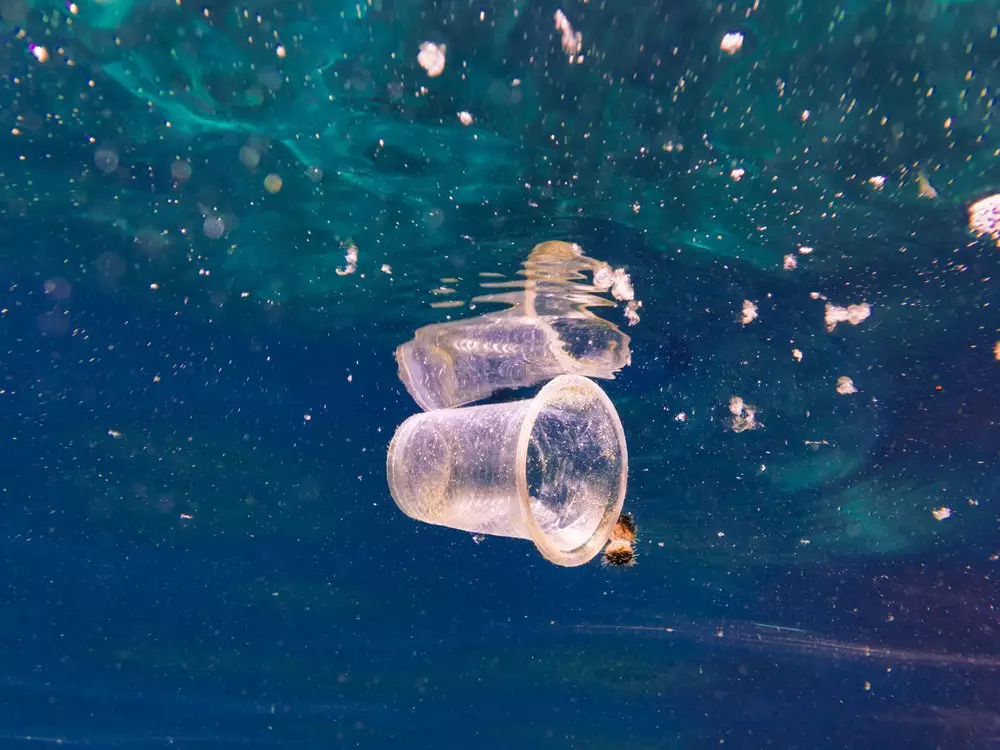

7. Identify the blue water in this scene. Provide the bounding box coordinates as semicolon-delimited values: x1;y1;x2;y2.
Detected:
2;0;999;747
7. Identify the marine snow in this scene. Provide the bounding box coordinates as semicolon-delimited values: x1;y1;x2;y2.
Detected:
824;302;870;332
728;396;761;433
418;42;446;77
835;376;857;395
554;10;583;61
720;32;744;54
968;193;1000;245
336;242;359;276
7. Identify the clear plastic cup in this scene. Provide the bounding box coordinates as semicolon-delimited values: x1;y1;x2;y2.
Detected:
386;375;628;567
396;309;630;411
395;240;631;412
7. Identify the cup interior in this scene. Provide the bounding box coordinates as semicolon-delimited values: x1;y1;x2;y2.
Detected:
516;375;628;566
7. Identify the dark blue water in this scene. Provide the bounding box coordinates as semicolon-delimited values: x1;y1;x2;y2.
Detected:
1;0;999;747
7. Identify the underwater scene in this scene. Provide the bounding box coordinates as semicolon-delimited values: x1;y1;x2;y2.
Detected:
1;0;999;747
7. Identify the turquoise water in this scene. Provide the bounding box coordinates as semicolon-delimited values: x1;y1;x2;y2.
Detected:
1;0;998;747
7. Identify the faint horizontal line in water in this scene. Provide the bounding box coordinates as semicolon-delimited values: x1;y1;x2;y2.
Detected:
573;622;1000;670
0;732;283;747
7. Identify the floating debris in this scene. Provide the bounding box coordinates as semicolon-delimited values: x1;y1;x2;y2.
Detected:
397;240;633;411
968;193;1000;245
624;300;642;326
601;540;635;566
836;376;858;395
792;348;803;362
171;160;193;182
602;513;638;567
611;271;634;302
239;143;261;169
418;41;446;77
932;507;952;521
335;241;359;276
741;299;758;326
592;262;640;323
720;32;744;54
917;171;938;199
824;302;871;332
203;215;226;239
554;10;583;61
610;513;637;543
783;254;798;270
729;396;761;433
457;111;474;126
263;173;282;194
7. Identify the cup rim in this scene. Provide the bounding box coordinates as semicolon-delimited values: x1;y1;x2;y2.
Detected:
514;374;628;567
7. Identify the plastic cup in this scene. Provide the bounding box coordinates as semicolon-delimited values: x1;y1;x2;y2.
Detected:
386;374;628;567
395;240;631;412
395;310;630;411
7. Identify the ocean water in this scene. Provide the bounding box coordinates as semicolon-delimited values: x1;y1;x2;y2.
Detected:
1;0;999;747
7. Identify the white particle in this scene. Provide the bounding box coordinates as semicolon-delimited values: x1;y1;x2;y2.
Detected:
720;32;744;54
417;42;446;77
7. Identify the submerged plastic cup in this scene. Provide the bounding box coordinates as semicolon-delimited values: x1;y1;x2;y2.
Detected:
395;240;631;412
386;374;628;567
395;310;630;411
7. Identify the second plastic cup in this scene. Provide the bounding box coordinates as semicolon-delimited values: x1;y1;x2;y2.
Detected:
395;310;631;411
386;374;628;567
